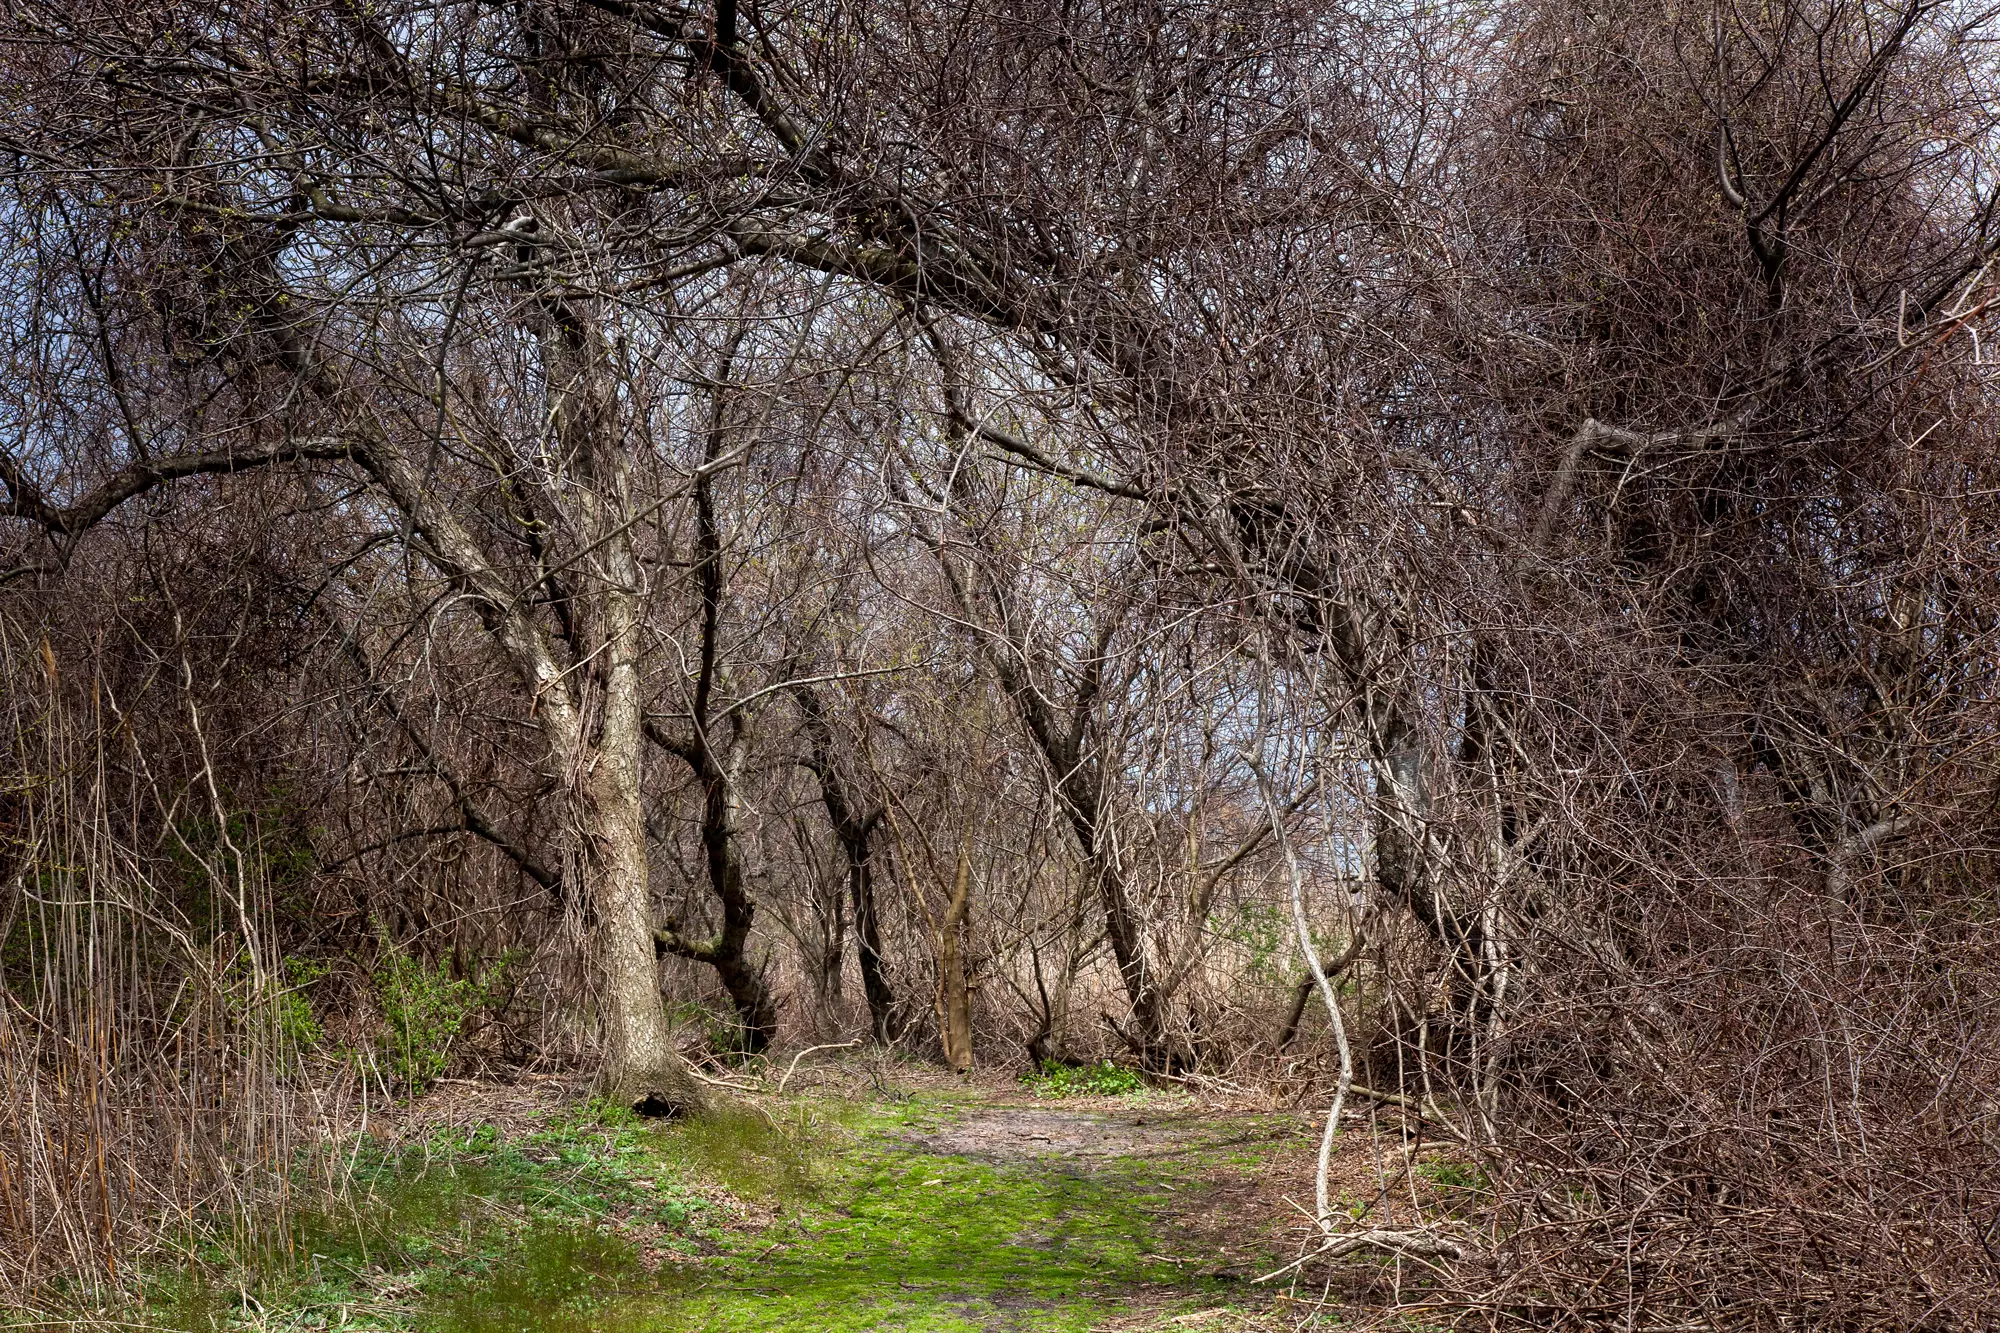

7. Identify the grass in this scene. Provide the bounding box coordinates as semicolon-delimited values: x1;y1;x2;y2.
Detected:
89;1089;1324;1333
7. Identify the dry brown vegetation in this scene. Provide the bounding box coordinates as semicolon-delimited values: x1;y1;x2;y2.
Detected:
1;0;1998;1324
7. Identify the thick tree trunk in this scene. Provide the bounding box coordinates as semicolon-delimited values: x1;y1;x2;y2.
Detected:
541;298;709;1112
586;767;707;1116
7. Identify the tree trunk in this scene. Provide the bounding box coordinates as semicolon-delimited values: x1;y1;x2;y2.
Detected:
700;728;779;1052
648;721;778;1055
543;298;708;1113
817;869;846;1010
586;766;708;1116
848;831;901;1044
938;836;975;1073
793;682;902;1044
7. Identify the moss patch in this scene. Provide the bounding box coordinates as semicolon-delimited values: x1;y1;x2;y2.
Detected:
658;1099;1304;1331
104;1091;1321;1333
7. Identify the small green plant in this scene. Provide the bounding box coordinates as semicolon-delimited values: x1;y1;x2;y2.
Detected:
276;955;328;1052
214;951;326;1074
1417;1156;1489;1193
373;940;507;1095
1021;1059;1146;1098
545;1095;643;1136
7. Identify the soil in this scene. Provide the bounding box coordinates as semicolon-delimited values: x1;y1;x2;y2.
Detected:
900;1105;1201;1164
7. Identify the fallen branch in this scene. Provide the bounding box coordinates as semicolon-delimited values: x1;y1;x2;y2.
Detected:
1254;1227;1470;1284
684;1066;763;1092
776;1039;862;1093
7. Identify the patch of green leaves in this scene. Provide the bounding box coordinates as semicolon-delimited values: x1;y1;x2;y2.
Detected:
371;942;508;1095
129;1105;717;1333
1417;1156;1491;1196
1021;1059;1146;1098
276;956;328;1053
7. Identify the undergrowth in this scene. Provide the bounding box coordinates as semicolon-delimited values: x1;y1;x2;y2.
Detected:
371;942;510;1095
1020;1059;1146;1098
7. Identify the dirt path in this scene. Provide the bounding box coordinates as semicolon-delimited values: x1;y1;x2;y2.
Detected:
901;1105;1197;1162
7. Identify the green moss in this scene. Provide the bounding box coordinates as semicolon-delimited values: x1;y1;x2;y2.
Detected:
110;1095;1314;1333
673;1148;1199;1330
648;1098;1293;1332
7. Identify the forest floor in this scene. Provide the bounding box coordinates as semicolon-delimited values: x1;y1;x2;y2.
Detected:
113;1056;1466;1333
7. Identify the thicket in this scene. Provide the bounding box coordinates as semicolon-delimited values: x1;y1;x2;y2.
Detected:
2;0;1998;1325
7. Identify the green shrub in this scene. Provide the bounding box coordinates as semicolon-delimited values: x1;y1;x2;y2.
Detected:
1021;1059;1145;1098
215;951;325;1073
277;956;329;1053
373;943;507;1095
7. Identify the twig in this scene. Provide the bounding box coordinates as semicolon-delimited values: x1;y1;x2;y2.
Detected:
685;1066;763;1092
1253;1227;1469;1284
1246;753;1351;1234
775;1039;861;1093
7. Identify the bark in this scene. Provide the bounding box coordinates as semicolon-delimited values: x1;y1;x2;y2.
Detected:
587;769;707;1116
543;301;708;1115
847;835;900;1045
793;682;901;1043
975;618;1166;1063
699;729;778;1051
79;212;719;1114
816;871;846;1007
938;835;975;1073
650;724;778;1053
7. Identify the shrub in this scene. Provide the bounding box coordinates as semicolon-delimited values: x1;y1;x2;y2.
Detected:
1021;1059;1145;1098
373;944;506;1096
277;956;329;1054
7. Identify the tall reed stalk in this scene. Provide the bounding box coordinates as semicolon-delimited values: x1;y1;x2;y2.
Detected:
0;615;336;1301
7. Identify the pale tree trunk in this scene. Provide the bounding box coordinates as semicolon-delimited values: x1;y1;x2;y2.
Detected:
544;304;707;1114
938;835;975;1073
581;581;706;1114
585;757;707;1114
300;330;708;1112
